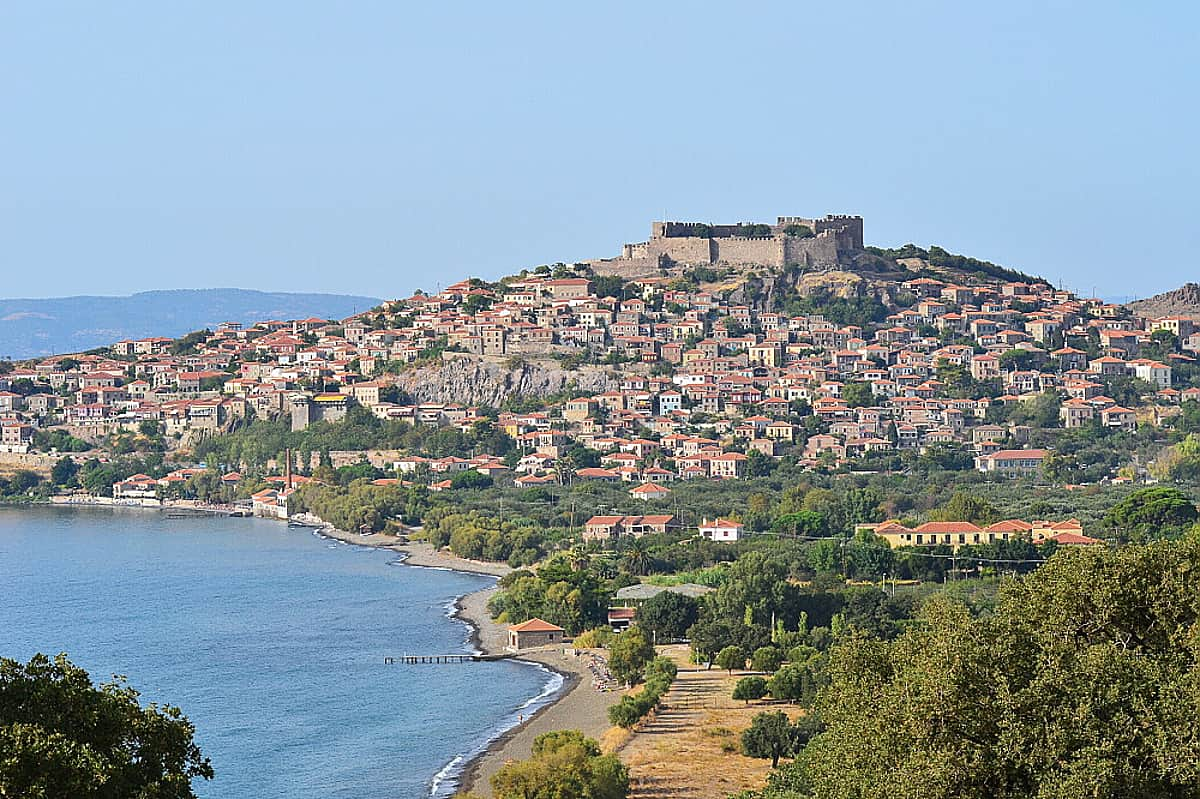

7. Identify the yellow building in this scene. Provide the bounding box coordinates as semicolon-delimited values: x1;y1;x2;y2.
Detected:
861;518;1092;550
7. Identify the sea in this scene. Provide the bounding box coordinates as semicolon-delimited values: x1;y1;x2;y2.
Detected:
0;506;558;798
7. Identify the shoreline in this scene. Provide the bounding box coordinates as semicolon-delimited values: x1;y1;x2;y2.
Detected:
390;543;611;798
305;528;612;798
36;502;614;798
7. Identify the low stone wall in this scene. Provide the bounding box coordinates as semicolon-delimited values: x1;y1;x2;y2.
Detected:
0;451;60;476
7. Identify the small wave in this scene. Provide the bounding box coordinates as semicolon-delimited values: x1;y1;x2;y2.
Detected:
427;661;566;798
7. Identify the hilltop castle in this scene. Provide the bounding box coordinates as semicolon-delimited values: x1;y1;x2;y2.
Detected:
589;214;864;275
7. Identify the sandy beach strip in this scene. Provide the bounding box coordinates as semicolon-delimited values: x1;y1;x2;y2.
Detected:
398;542;615;796
453;609;616;798
294;527;618;797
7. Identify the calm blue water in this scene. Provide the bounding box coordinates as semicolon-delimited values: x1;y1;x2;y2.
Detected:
0;506;555;798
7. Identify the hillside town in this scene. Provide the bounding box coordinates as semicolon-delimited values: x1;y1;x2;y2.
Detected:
2;225;1197;506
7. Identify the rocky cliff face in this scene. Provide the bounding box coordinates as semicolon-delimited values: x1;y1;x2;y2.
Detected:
392;355;617;406
726;268;895;311
1128;283;1200;319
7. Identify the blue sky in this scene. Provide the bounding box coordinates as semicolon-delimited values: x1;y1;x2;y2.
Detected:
1;2;1196;300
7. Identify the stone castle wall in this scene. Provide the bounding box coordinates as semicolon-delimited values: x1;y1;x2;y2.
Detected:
783;232;843;267
598;214;863;271
647;235;712;263
713;236;781;265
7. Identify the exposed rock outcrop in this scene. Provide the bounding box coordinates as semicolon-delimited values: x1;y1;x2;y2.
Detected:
392;354;617;406
1128;283;1200;319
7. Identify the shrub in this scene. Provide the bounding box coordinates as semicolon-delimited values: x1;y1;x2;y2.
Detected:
715;645;746;673
751;646;783;673
607;656;678;728
733;675;769;704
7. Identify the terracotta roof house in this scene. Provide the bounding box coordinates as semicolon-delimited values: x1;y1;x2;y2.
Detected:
699;517;744;542
508;618;565;650
629;482;672;500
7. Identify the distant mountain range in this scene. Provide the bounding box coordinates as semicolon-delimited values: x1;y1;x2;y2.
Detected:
0;289;382;359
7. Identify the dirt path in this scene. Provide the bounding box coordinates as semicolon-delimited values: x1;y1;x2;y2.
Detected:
618;648;795;799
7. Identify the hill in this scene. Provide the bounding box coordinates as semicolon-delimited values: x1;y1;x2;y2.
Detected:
1127;283;1200;319
0;289;381;359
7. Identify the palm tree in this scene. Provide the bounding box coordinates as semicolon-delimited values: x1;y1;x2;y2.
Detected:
623;537;652;576
567;545;590;572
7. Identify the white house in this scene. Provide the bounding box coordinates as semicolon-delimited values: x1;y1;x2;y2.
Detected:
699;517;744;542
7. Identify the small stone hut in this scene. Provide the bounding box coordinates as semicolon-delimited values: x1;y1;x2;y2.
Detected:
507;618;565;650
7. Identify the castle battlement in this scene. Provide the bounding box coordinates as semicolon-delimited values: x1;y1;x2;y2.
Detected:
591;213;865;276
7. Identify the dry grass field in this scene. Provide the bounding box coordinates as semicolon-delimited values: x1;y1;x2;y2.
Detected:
613;646;804;799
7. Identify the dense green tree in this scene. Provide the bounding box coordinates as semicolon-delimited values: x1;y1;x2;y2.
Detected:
621;537;653;576
450;469;493;490
771;511;827;538
841;382;874;409
636;591;699;642
752;646;783;673
715;645;747;673
608;625;656;686
774;539;1200;799
928;491;1000;524
687;615;742;668
998;348;1037;372
741;711;799;768
767;664;820;707
0;653;213;798
491;730;627;799
734;676;769;704
1102;486;1198;539
50;457;78;487
8;470;41;494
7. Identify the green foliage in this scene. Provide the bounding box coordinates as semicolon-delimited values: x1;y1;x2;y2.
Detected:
715;645;746;673
767;663;821;707
733;675;769;704
608;625;656;686
194;409;512;472
294;481;410;533
779;289;889;328
170;329;212;355
841;382;874;409
636;590;700;642
783;224;813;238
487;556;608;633
741;711;803;768
771;511;828;538
928;491;1000;525
491;730;628;799
869;243;1045;285
751;646;783;673
0;653;213;798
1102;375;1157;408
438;511;546;563
0;470;43;497
74;455;164;496
450;469;493;490
32;428;91;453
592;275;626;299
774;540;1200;798
998;348;1037;372
607;656;677;728
1102;486;1198;540
1152;433;1200;481
50;457;78;487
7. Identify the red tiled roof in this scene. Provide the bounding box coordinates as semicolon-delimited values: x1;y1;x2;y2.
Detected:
508;618;564;632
